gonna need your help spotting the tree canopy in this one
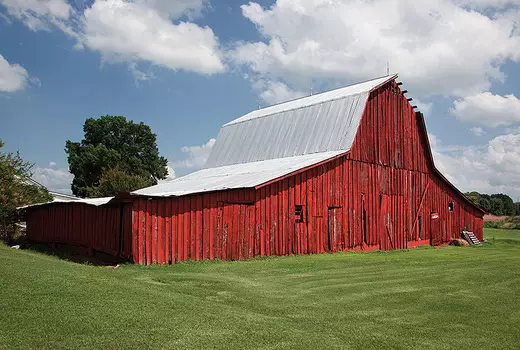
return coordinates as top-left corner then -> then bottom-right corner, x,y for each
465,191 -> 516,216
0,140 -> 52,243
65,116 -> 168,198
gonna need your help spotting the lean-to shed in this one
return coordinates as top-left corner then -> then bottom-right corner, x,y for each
23,75 -> 485,263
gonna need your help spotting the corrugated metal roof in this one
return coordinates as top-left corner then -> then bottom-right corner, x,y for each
133,75 -> 396,198
132,151 -> 345,197
17,196 -> 114,209
205,75 -> 395,168
225,75 -> 395,126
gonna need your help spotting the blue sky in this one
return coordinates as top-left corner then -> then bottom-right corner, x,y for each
1,0 -> 520,198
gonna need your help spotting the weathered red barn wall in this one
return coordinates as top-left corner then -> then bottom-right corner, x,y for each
132,154 -> 482,264
131,80 -> 483,264
131,189 -> 256,264
346,80 -> 483,243
25,202 -> 132,259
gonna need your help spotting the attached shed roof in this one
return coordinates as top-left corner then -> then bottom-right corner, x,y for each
133,75 -> 396,198
17,196 -> 114,209
132,151 -> 345,197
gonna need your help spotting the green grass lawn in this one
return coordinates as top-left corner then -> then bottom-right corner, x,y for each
1,229 -> 520,349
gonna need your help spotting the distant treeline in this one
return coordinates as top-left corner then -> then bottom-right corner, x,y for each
465,192 -> 520,216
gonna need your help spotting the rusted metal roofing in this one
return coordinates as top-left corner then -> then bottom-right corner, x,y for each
205,75 -> 396,168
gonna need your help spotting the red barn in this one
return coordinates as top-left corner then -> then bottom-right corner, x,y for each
24,75 -> 484,264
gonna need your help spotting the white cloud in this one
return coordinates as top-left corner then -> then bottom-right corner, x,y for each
450,92 -> 520,127
1,0 -> 224,77
414,98 -> 433,115
48,161 -> 57,167
171,138 -> 215,171
231,0 -> 520,99
470,126 -> 486,136
79,0 -> 224,75
158,164 -> 177,183
257,80 -> 306,105
32,166 -> 73,194
136,0 -> 206,19
0,54 -> 29,92
430,133 -> 520,199
0,0 -> 72,31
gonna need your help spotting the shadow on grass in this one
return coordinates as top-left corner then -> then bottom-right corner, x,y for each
22,243 -> 127,266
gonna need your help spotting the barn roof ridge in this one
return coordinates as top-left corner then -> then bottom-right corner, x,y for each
225,74 -> 397,127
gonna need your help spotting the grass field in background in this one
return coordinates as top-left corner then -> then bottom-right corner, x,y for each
1,229 -> 519,349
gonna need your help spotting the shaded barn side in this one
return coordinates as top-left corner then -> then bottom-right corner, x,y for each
24,202 -> 133,260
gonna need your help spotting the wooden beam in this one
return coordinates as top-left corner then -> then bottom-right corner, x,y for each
411,180 -> 431,237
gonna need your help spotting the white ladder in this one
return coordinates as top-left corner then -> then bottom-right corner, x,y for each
462,231 -> 481,245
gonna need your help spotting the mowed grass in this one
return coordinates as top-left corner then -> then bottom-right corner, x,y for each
1,229 -> 520,349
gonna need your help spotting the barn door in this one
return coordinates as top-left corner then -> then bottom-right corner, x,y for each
328,207 -> 342,252
430,212 -> 441,246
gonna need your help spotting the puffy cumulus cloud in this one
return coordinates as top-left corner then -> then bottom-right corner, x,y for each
231,0 -> 520,99
32,166 -> 74,194
0,54 -> 29,92
450,92 -> 520,127
430,133 -> 520,199
1,0 -> 224,76
0,0 -> 71,31
470,126 -> 486,136
136,0 -> 206,19
79,0 -> 224,75
257,80 -> 306,105
171,138 -> 216,171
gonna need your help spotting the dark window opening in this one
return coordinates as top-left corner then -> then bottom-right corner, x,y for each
295,205 -> 304,222
448,202 -> 454,212
418,216 -> 423,240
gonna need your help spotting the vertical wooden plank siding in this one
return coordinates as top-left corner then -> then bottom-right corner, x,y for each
25,81 -> 483,265
25,202 -> 133,259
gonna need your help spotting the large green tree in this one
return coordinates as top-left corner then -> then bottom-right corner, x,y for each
66,116 -> 168,198
0,140 -> 52,243
465,191 -> 516,216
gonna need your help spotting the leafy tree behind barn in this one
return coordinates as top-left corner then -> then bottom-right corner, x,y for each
0,140 -> 52,243
465,191 -> 516,216
66,116 -> 169,198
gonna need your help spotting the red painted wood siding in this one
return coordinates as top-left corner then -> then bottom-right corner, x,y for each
129,80 -> 483,264
24,80 -> 483,264
25,202 -> 132,259
130,154 -> 482,264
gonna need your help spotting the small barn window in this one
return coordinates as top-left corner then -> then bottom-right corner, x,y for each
448,202 -> 454,212
418,216 -> 423,240
295,205 -> 304,222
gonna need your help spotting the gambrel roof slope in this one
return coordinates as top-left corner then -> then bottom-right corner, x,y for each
133,75 -> 396,197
